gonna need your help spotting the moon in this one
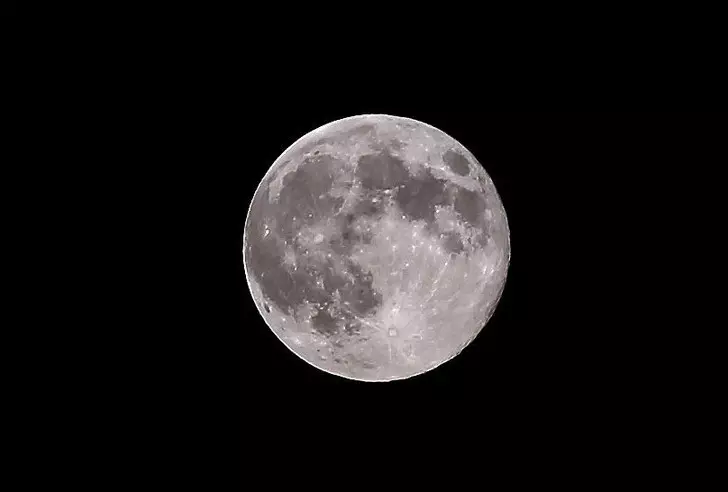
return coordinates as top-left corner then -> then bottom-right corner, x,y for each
243,114 -> 510,381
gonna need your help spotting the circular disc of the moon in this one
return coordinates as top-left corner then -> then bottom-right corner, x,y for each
243,114 -> 510,381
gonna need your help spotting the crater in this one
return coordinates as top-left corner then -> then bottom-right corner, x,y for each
443,149 -> 470,176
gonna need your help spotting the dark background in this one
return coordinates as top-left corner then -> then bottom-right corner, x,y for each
16,5 -> 723,486
15,3 -> 723,484
123,109 -> 719,484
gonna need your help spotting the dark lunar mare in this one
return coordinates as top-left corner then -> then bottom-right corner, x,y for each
246,155 -> 384,337
388,159 -> 490,251
395,169 -> 449,224
274,154 -> 344,239
453,186 -> 491,247
355,151 -> 409,191
443,149 -> 471,176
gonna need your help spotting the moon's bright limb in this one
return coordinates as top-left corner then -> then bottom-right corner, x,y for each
243,114 -> 510,381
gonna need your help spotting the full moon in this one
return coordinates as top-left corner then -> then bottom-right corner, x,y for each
243,114 -> 510,381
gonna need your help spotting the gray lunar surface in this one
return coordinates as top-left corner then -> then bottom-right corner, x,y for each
243,114 -> 510,381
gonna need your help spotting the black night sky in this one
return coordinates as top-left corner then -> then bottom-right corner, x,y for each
120,106 -> 718,485
20,1 -> 723,486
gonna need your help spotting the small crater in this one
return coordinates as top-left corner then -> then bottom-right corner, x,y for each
264,303 -> 271,313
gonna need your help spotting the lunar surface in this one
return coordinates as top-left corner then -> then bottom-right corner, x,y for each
243,114 -> 510,381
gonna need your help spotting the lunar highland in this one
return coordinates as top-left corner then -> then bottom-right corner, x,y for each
243,114 -> 510,381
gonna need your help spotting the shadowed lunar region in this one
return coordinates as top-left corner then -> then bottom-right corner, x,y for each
243,114 -> 510,381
